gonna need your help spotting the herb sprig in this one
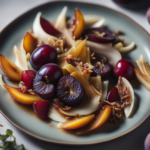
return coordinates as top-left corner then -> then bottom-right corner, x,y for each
0,129 -> 25,150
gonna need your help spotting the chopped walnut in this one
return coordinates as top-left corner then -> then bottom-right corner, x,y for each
76,62 -> 93,77
91,53 -> 96,60
114,30 -> 122,35
53,40 -> 64,54
0,124 -> 3,127
37,40 -> 44,47
28,89 -> 35,95
116,76 -> 131,104
105,101 -> 125,123
76,114 -> 81,118
53,98 -> 71,111
68,26 -> 76,40
95,61 -> 105,70
65,54 -> 81,66
19,81 -> 27,93
105,77 -> 132,123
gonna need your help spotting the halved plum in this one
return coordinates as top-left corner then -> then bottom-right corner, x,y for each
33,63 -> 63,100
57,75 -> 85,107
84,28 -> 116,43
91,56 -> 112,78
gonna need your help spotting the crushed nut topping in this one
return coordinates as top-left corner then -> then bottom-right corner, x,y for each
95,61 -> 105,70
28,89 -> 35,95
105,77 -> 132,123
116,76 -> 131,103
68,26 -> 76,40
65,54 -> 81,66
114,30 -> 122,35
91,52 -> 96,60
105,101 -> 125,124
19,81 -> 27,93
76,62 -> 93,76
76,114 -> 81,118
53,98 -> 71,111
37,40 -> 44,47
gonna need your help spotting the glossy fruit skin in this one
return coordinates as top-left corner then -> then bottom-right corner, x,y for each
84,28 -> 116,43
36,63 -> 63,83
33,78 -> 56,100
113,59 -> 134,80
21,70 -> 36,89
33,100 -> 49,120
57,75 -> 85,106
30,44 -> 57,70
107,87 -> 120,102
33,63 -> 63,99
40,17 -> 61,36
144,133 -> 150,150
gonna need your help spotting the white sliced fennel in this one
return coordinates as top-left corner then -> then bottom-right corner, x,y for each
101,80 -> 109,101
84,15 -> 105,28
48,103 -> 66,123
135,55 -> 150,90
0,74 -> 6,90
89,76 -> 101,91
114,42 -> 135,53
14,44 -> 28,70
55,6 -> 68,31
121,77 -> 135,118
61,28 -> 75,47
86,41 -> 121,67
33,12 -> 58,44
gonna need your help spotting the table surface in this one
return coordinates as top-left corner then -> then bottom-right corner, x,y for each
0,0 -> 150,149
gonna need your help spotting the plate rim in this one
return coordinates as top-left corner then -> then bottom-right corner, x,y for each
0,0 -> 150,145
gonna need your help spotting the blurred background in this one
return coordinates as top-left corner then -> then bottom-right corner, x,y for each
0,0 -> 150,150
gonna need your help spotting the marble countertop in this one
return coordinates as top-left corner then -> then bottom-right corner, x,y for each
0,0 -> 150,149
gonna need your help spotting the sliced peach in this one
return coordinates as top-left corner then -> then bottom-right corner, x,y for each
61,114 -> 95,130
23,32 -> 37,54
0,54 -> 22,82
4,85 -> 42,105
74,8 -> 84,39
76,105 -> 111,134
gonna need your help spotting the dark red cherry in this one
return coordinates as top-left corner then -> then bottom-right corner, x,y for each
57,75 -> 85,106
33,63 -> 63,99
40,17 -> 61,36
30,44 -> 57,70
33,100 -> 49,120
107,87 -> 120,102
113,59 -> 134,80
36,63 -> 63,83
84,28 -> 116,43
21,70 -> 36,89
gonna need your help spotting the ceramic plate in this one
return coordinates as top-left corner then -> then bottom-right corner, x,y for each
0,1 -> 150,145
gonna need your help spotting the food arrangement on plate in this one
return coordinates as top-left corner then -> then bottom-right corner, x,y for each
0,6 -> 150,135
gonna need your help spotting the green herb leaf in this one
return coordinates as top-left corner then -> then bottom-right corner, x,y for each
0,134 -> 9,141
0,141 -> 16,149
17,144 -> 25,150
6,129 -> 13,136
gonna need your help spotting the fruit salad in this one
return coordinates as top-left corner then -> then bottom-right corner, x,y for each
0,6 -> 149,135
